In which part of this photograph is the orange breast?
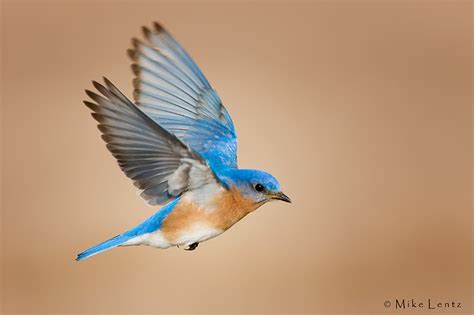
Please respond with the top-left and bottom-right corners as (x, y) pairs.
(160, 187), (261, 243)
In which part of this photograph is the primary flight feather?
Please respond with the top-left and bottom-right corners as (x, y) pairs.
(77, 22), (290, 261)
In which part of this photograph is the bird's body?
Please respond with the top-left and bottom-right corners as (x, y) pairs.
(129, 186), (259, 248)
(76, 23), (290, 261)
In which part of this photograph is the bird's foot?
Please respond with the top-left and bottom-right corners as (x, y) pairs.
(184, 242), (199, 251)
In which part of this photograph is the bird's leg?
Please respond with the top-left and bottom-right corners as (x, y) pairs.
(184, 242), (199, 251)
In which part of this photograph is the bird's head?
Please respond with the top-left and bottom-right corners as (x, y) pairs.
(220, 169), (291, 204)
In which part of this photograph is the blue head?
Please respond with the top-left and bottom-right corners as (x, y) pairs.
(219, 169), (291, 204)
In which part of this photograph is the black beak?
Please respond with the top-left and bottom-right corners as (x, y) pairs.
(273, 191), (292, 203)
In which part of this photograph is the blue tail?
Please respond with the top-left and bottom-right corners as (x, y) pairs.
(76, 234), (130, 261)
(76, 198), (179, 261)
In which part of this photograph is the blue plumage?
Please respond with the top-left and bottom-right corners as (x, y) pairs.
(76, 234), (128, 261)
(77, 22), (291, 261)
(219, 169), (281, 191)
(184, 118), (237, 171)
(76, 199), (180, 261)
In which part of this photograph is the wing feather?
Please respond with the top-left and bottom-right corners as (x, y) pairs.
(129, 22), (238, 170)
(84, 77), (220, 206)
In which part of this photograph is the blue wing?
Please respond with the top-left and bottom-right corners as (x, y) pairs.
(128, 22), (237, 171)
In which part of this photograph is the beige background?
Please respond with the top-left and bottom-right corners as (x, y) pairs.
(1, 0), (472, 314)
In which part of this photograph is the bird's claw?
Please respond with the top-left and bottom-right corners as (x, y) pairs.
(184, 242), (199, 251)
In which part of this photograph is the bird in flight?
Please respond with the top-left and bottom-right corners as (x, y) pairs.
(76, 22), (291, 261)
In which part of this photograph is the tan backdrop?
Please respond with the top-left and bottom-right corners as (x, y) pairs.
(1, 0), (472, 314)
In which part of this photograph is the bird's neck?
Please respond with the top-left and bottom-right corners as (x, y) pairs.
(210, 187), (262, 230)
(179, 186), (261, 231)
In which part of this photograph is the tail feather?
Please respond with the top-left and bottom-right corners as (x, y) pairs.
(76, 234), (129, 261)
(76, 195), (181, 261)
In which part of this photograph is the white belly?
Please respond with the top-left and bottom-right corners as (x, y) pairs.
(122, 231), (172, 249)
(174, 224), (223, 247)
(121, 225), (223, 249)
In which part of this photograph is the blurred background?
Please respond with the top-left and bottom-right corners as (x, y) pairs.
(1, 0), (472, 314)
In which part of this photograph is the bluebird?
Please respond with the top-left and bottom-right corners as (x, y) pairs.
(76, 22), (291, 261)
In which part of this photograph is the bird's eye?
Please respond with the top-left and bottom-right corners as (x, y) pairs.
(254, 183), (264, 192)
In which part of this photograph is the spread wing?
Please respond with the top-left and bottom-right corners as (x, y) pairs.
(84, 78), (220, 206)
(127, 22), (237, 171)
